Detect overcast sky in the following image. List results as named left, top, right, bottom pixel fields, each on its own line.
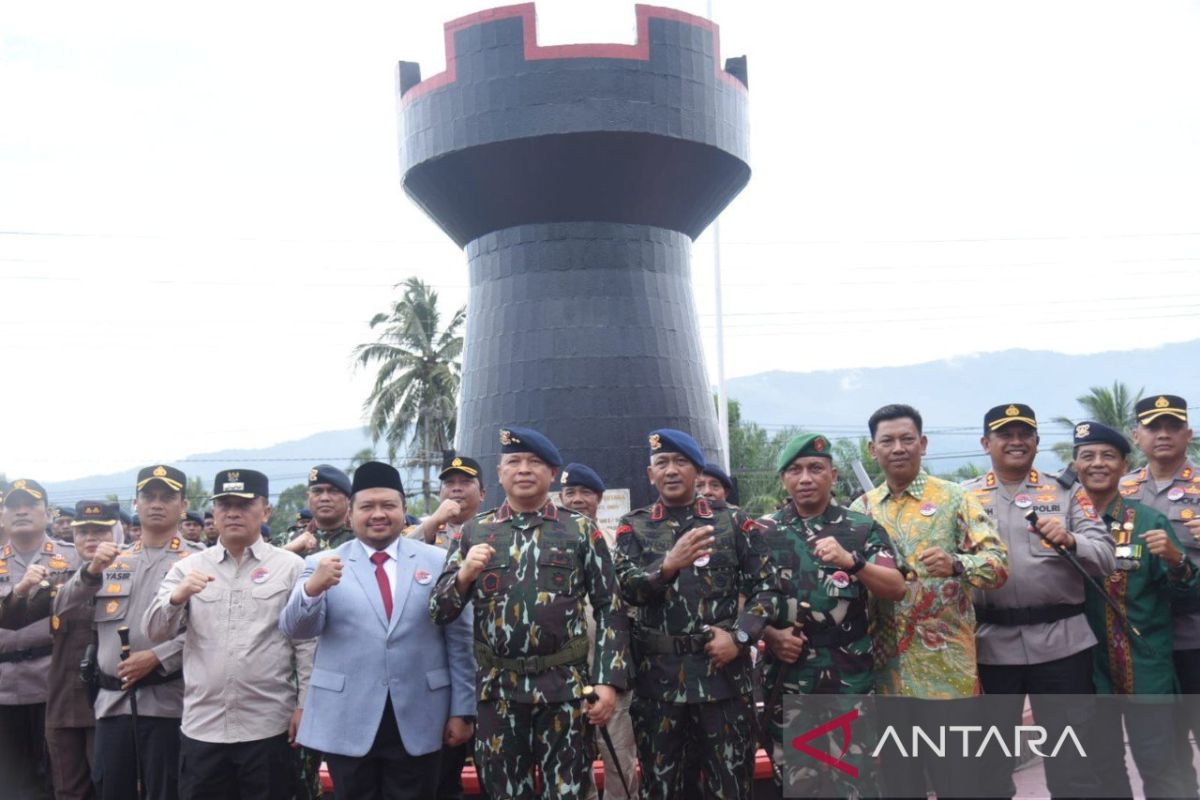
left=4, top=0, right=1199, bottom=481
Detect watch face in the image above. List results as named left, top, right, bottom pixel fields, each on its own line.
left=735, top=630, right=750, bottom=645
left=953, top=559, right=964, bottom=575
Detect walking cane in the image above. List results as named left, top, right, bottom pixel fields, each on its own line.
left=117, top=626, right=145, bottom=800
left=1023, top=510, right=1156, bottom=656
left=581, top=685, right=633, bottom=798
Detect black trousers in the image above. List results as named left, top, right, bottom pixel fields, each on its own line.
left=876, top=696, right=979, bottom=799
left=978, top=648, right=1100, bottom=799
left=94, top=714, right=181, bottom=800
left=178, top=732, right=296, bottom=800
left=324, top=697, right=441, bottom=800
left=1091, top=696, right=1196, bottom=799
left=435, top=740, right=471, bottom=800
left=0, top=702, right=53, bottom=800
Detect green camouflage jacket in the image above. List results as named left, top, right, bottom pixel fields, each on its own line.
left=613, top=496, right=781, bottom=703
left=431, top=499, right=630, bottom=704
left=758, top=502, right=898, bottom=696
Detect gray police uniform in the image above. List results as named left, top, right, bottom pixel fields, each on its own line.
left=1120, top=461, right=1200, bottom=648
left=966, top=469, right=1115, bottom=664
left=0, top=536, right=79, bottom=800
left=964, top=469, right=1115, bottom=798
left=1120, top=460, right=1200, bottom=788
left=55, top=535, right=204, bottom=800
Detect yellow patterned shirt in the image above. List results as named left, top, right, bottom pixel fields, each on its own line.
left=851, top=472, right=1007, bottom=698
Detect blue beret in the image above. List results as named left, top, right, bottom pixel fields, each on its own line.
left=499, top=426, right=563, bottom=467
left=1072, top=420, right=1130, bottom=456
left=702, top=463, right=734, bottom=493
left=184, top=511, right=203, bottom=525
left=298, top=507, right=313, bottom=520
left=561, top=463, right=605, bottom=494
left=648, top=428, right=705, bottom=469
left=121, top=510, right=134, bottom=526
left=308, top=464, right=351, bottom=496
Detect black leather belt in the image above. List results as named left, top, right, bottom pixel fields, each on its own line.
left=975, top=603, right=1084, bottom=626
left=803, top=619, right=867, bottom=648
left=473, top=635, right=589, bottom=675
left=97, top=668, right=183, bottom=691
left=634, top=629, right=715, bottom=656
left=0, top=645, right=52, bottom=663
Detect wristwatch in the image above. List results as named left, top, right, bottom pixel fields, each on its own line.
left=734, top=629, right=752, bottom=649
left=845, top=551, right=867, bottom=575
left=952, top=557, right=965, bottom=577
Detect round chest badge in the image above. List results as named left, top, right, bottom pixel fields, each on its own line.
left=919, top=503, right=937, bottom=517
left=481, top=572, right=501, bottom=593
left=693, top=554, right=711, bottom=568
left=831, top=570, right=851, bottom=589
left=414, top=569, right=433, bottom=585
left=1168, top=487, right=1186, bottom=502
left=1014, top=494, right=1033, bottom=509
left=251, top=567, right=269, bottom=584
left=1182, top=508, right=1196, bottom=521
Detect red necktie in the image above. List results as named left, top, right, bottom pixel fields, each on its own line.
left=370, top=551, right=393, bottom=620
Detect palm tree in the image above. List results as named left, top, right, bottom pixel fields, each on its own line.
left=1050, top=382, right=1145, bottom=468
left=346, top=448, right=377, bottom=478
left=354, top=278, right=465, bottom=507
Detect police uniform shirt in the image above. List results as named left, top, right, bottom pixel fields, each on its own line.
left=406, top=520, right=463, bottom=549
left=0, top=537, right=79, bottom=705
left=965, top=469, right=1115, bottom=665
left=143, top=538, right=315, bottom=743
left=54, top=535, right=205, bottom=718
left=1121, top=460, right=1200, bottom=649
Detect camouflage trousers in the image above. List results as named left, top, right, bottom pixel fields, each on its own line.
left=475, top=697, right=595, bottom=799
left=296, top=745, right=323, bottom=800
left=768, top=692, right=877, bottom=799
left=630, top=694, right=756, bottom=800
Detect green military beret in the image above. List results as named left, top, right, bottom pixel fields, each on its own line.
left=776, top=433, right=833, bottom=472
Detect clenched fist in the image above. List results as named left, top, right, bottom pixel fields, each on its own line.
left=455, top=543, right=496, bottom=594
left=170, top=570, right=215, bottom=605
left=662, top=526, right=716, bottom=578
left=1142, top=529, right=1185, bottom=567
left=285, top=531, right=318, bottom=555
left=304, top=555, right=344, bottom=597
left=13, top=564, right=48, bottom=598
left=87, top=541, right=121, bottom=576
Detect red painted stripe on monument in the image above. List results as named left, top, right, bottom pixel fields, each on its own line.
left=401, top=3, right=744, bottom=104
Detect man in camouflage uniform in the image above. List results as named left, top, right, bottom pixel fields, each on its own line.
left=431, top=427, right=629, bottom=799
left=759, top=434, right=905, bottom=798
left=612, top=428, right=781, bottom=800
left=0, top=478, right=80, bottom=800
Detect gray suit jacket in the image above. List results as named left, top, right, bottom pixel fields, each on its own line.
left=279, top=536, right=475, bottom=757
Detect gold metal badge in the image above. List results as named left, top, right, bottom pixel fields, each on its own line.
left=106, top=600, right=119, bottom=614
left=153, top=465, right=168, bottom=477
left=1005, top=405, right=1020, bottom=417
left=1156, top=396, right=1170, bottom=409
left=499, top=429, right=512, bottom=446
left=1075, top=423, right=1090, bottom=439
left=649, top=433, right=662, bottom=450
left=309, top=468, right=318, bottom=482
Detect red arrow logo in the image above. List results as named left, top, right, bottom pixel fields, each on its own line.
left=790, top=708, right=860, bottom=777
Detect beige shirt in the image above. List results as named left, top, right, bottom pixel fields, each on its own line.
left=144, top=537, right=314, bottom=743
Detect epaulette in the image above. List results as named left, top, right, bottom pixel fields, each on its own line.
left=0, top=544, right=11, bottom=558
left=1074, top=488, right=1099, bottom=520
